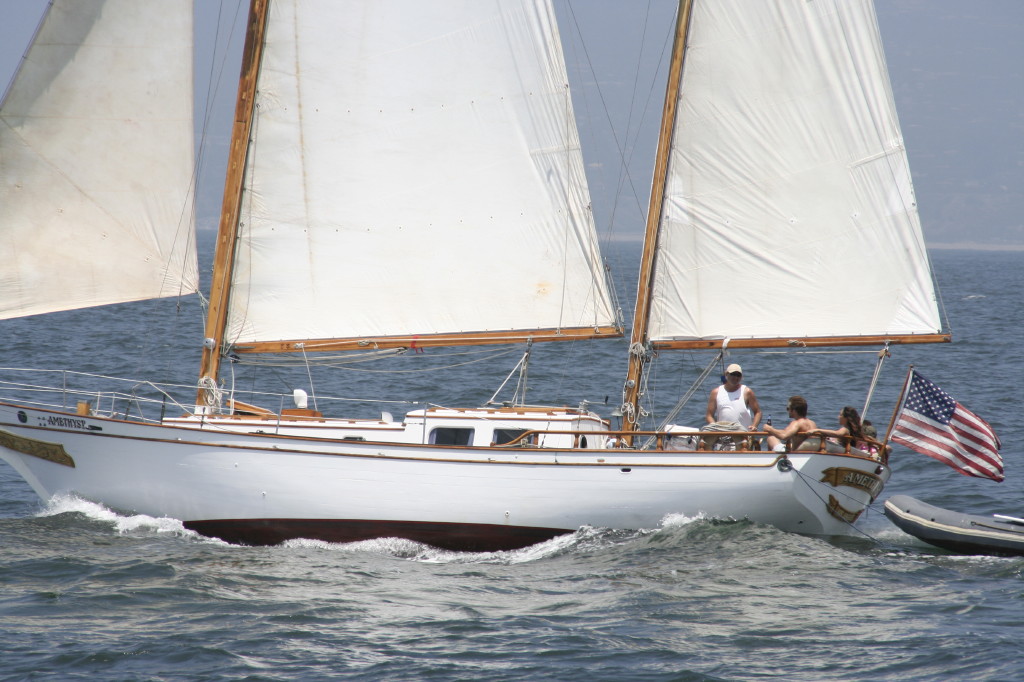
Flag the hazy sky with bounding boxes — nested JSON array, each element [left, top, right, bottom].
[[2, 1, 1021, 248]]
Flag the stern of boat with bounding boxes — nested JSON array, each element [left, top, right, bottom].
[[779, 451, 889, 535]]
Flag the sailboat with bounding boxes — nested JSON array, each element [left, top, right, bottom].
[[1, 0, 946, 552]]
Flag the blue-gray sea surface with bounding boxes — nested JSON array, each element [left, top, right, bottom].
[[2, 246, 1023, 681]]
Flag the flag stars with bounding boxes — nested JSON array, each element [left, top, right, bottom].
[[905, 376, 956, 424]]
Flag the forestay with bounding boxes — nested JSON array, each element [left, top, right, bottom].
[[647, 0, 942, 346], [223, 0, 618, 350], [0, 0, 198, 320]]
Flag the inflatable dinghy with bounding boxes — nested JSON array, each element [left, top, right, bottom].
[[884, 495, 1024, 556]]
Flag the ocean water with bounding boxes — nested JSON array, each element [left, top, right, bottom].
[[2, 245, 1023, 681]]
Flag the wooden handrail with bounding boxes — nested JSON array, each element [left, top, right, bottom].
[[495, 427, 881, 457]]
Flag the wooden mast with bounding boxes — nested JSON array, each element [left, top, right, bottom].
[[196, 0, 270, 403], [622, 0, 693, 432]]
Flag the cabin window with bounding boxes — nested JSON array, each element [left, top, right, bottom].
[[493, 428, 528, 445], [430, 427, 474, 446]]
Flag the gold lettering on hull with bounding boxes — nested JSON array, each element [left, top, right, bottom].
[[820, 467, 883, 501], [826, 494, 863, 524], [0, 429, 75, 468]]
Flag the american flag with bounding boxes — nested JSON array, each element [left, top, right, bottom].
[[891, 370, 1003, 481]]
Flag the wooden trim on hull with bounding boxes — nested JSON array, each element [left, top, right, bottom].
[[0, 427, 75, 467], [2, 424, 873, 469], [1, 420, 881, 470], [1, 404, 882, 470], [184, 518, 574, 552]]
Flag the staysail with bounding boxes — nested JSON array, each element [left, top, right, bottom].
[[209, 0, 620, 359], [0, 0, 198, 320], [641, 0, 945, 350]]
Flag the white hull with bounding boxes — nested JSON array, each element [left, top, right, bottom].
[[0, 401, 887, 551]]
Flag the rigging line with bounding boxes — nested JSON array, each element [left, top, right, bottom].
[[556, 7, 621, 333], [604, 257, 625, 331], [234, 346, 505, 366], [487, 348, 529, 405], [558, 81, 571, 334], [562, 3, 652, 237], [227, 350, 238, 411], [198, 0, 246, 184], [229, 75, 261, 354], [630, 343, 655, 426], [931, 265, 952, 336], [640, 352, 720, 450], [201, 1, 249, 197], [654, 351, 722, 432], [555, 11, 627, 320], [788, 463, 892, 547], [237, 345, 518, 362], [298, 344, 317, 411], [311, 349, 523, 374], [560, 2, 610, 241], [741, 348, 883, 357], [220, 382, 420, 407], [593, 0, 652, 242], [610, 0, 675, 228], [188, 0, 248, 320], [230, 355, 399, 368], [617, 0, 653, 179], [196, 289, 211, 321], [174, 0, 246, 305], [513, 342, 531, 406]]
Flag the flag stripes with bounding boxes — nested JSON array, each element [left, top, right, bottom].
[[891, 370, 1002, 482]]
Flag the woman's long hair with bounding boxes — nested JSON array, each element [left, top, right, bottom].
[[841, 406, 864, 442]]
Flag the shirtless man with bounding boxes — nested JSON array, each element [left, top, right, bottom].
[[765, 395, 817, 453], [704, 363, 762, 432]]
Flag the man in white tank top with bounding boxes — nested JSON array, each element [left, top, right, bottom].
[[704, 363, 762, 431]]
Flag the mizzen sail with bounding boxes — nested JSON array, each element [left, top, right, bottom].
[[646, 0, 943, 349], [0, 0, 198, 320], [220, 0, 619, 353]]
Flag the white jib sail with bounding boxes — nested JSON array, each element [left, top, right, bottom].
[[0, 0, 198, 320], [225, 0, 617, 346], [648, 0, 942, 344]]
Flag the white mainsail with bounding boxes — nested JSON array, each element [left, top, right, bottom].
[[222, 0, 618, 350], [0, 0, 198, 320], [646, 0, 942, 346]]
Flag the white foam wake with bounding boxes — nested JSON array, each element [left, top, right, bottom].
[[281, 525, 633, 564], [37, 493, 216, 542], [660, 511, 712, 528]]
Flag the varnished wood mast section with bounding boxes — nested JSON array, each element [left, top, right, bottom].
[[230, 325, 624, 354], [622, 0, 693, 430], [198, 0, 269, 396]]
